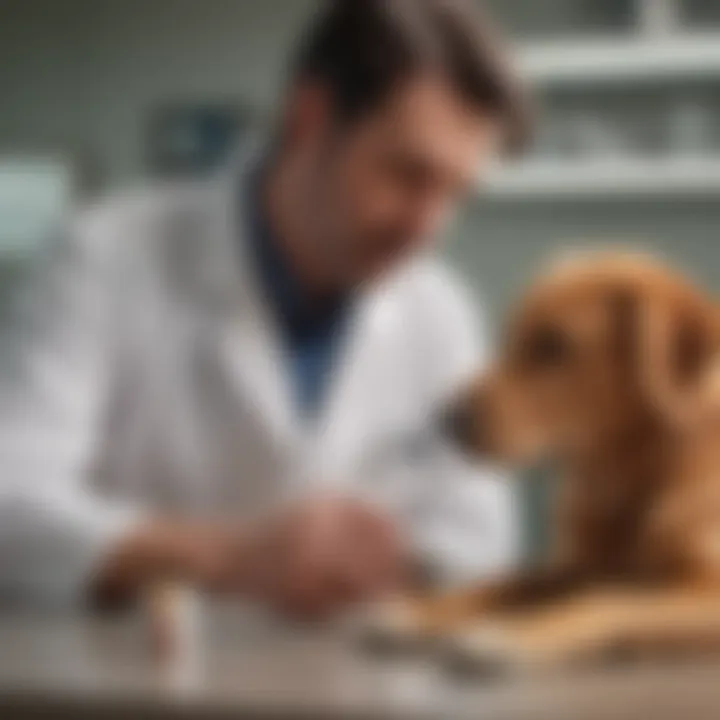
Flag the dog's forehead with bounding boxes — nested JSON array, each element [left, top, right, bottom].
[[510, 251, 696, 334], [542, 252, 661, 287], [527, 252, 684, 306], [517, 264, 622, 320]]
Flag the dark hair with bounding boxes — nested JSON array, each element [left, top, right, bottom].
[[290, 0, 531, 154]]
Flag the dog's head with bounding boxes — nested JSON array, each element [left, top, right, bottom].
[[443, 251, 719, 466]]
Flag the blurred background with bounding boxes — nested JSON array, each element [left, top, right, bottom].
[[2, 0, 720, 555]]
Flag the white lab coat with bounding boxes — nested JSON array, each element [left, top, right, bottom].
[[0, 156, 518, 606]]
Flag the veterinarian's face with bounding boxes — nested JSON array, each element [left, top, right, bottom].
[[287, 76, 501, 288], [443, 256, 717, 465]]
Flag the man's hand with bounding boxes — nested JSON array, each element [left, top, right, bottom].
[[91, 498, 407, 619], [244, 497, 407, 619]]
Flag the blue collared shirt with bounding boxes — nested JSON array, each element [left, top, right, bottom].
[[245, 171, 351, 419]]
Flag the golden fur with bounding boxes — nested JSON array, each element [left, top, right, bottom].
[[383, 251, 720, 672]]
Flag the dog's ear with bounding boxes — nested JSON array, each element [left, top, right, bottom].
[[612, 287, 717, 425]]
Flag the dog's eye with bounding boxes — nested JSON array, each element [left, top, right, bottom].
[[521, 327, 572, 370]]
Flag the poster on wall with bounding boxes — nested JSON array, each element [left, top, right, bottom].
[[147, 102, 254, 178]]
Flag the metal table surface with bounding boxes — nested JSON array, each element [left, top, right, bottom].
[[0, 606, 719, 720]]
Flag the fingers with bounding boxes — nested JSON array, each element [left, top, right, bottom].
[[341, 500, 408, 591], [239, 499, 397, 620], [273, 499, 406, 620]]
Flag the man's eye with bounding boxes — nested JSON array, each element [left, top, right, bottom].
[[522, 327, 572, 369]]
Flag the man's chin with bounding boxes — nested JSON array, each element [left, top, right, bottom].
[[359, 251, 412, 285]]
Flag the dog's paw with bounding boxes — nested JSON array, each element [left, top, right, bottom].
[[344, 600, 438, 655], [441, 623, 540, 678]]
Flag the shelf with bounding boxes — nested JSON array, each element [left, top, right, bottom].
[[483, 158, 720, 199], [519, 33, 720, 86]]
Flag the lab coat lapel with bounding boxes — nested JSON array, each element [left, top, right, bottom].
[[313, 283, 401, 482], [219, 307, 298, 450], [202, 160, 300, 452]]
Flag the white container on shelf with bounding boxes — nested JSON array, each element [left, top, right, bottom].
[[636, 0, 679, 36]]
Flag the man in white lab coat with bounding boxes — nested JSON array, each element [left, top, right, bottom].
[[0, 0, 528, 615]]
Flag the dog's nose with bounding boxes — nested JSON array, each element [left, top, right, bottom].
[[438, 397, 477, 453]]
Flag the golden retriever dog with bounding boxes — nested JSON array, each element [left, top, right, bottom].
[[370, 250, 720, 674]]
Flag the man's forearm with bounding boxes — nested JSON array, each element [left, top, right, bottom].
[[89, 518, 254, 607]]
